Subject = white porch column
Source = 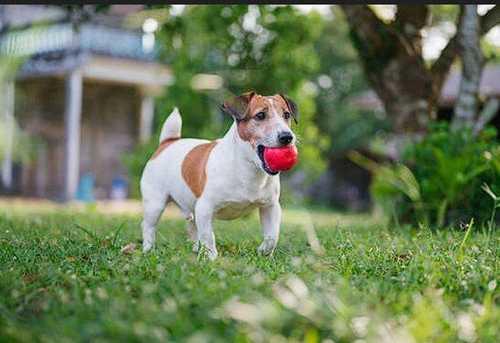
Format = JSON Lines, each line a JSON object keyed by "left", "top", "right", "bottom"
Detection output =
{"left": 1, "top": 81, "right": 14, "bottom": 190}
{"left": 139, "top": 94, "right": 155, "bottom": 143}
{"left": 63, "top": 69, "right": 83, "bottom": 201}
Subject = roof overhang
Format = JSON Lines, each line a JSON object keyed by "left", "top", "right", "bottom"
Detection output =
{"left": 16, "top": 53, "right": 172, "bottom": 95}
{"left": 81, "top": 55, "right": 172, "bottom": 94}
{"left": 349, "top": 64, "right": 500, "bottom": 111}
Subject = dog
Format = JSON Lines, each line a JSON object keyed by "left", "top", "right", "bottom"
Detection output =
{"left": 140, "top": 91, "right": 298, "bottom": 260}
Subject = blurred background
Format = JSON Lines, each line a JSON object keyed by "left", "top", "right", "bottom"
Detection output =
{"left": 0, "top": 4, "right": 499, "bottom": 226}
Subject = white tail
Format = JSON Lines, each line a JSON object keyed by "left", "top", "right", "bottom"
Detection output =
{"left": 159, "top": 107, "right": 182, "bottom": 143}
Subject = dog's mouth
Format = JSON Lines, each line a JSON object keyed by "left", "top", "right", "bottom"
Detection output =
{"left": 257, "top": 145, "right": 279, "bottom": 176}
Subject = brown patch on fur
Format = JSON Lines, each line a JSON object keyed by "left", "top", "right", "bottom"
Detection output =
{"left": 182, "top": 141, "right": 218, "bottom": 197}
{"left": 245, "top": 95, "right": 269, "bottom": 119}
{"left": 272, "top": 95, "right": 290, "bottom": 113}
{"left": 150, "top": 137, "right": 181, "bottom": 160}
{"left": 272, "top": 95, "right": 293, "bottom": 126}
{"left": 221, "top": 91, "right": 256, "bottom": 121}
{"left": 236, "top": 95, "right": 269, "bottom": 145}
{"left": 237, "top": 120, "right": 254, "bottom": 144}
{"left": 276, "top": 94, "right": 298, "bottom": 124}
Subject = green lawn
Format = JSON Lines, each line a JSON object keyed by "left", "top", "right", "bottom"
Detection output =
{"left": 0, "top": 206, "right": 498, "bottom": 342}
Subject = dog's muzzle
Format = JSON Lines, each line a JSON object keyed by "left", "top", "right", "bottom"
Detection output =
{"left": 257, "top": 145, "right": 279, "bottom": 175}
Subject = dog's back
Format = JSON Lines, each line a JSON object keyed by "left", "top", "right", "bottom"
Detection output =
{"left": 140, "top": 109, "right": 210, "bottom": 226}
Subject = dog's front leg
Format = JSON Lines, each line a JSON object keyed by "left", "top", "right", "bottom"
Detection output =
{"left": 194, "top": 199, "right": 218, "bottom": 260}
{"left": 258, "top": 202, "right": 282, "bottom": 256}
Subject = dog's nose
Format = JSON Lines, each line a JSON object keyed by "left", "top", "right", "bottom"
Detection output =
{"left": 278, "top": 131, "right": 293, "bottom": 145}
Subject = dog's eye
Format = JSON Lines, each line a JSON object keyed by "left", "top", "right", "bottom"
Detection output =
{"left": 255, "top": 111, "right": 266, "bottom": 120}
{"left": 283, "top": 111, "right": 291, "bottom": 120}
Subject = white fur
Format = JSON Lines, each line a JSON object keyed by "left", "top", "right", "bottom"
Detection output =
{"left": 159, "top": 107, "right": 182, "bottom": 142}
{"left": 141, "top": 107, "right": 294, "bottom": 260}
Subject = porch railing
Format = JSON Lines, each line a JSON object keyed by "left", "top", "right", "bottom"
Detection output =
{"left": 0, "top": 22, "right": 158, "bottom": 61}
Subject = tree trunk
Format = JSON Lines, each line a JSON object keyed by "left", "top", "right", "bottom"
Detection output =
{"left": 474, "top": 98, "right": 499, "bottom": 135}
{"left": 0, "top": 6, "right": 5, "bottom": 31}
{"left": 370, "top": 56, "right": 433, "bottom": 133}
{"left": 452, "top": 5, "right": 483, "bottom": 130}
{"left": 340, "top": 5, "right": 434, "bottom": 133}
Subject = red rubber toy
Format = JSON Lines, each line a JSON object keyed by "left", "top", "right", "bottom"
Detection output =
{"left": 263, "top": 145, "right": 298, "bottom": 172}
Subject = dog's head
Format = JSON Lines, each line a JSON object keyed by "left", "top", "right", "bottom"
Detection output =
{"left": 221, "top": 91, "right": 298, "bottom": 175}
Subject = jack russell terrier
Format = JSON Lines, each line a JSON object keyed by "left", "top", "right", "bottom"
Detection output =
{"left": 140, "top": 91, "right": 298, "bottom": 260}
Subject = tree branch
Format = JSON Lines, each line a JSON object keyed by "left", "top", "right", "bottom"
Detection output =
{"left": 395, "top": 5, "right": 429, "bottom": 31}
{"left": 392, "top": 5, "right": 429, "bottom": 56}
{"left": 430, "top": 5, "right": 499, "bottom": 107}
{"left": 429, "top": 6, "right": 464, "bottom": 105}
{"left": 481, "top": 5, "right": 500, "bottom": 34}
{"left": 339, "top": 5, "right": 394, "bottom": 61}
{"left": 474, "top": 98, "right": 499, "bottom": 135}
{"left": 452, "top": 5, "right": 483, "bottom": 130}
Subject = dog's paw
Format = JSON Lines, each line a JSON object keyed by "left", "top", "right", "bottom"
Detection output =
{"left": 197, "top": 243, "right": 218, "bottom": 261}
{"left": 143, "top": 242, "right": 153, "bottom": 253}
{"left": 257, "top": 238, "right": 276, "bottom": 256}
{"left": 192, "top": 240, "right": 200, "bottom": 253}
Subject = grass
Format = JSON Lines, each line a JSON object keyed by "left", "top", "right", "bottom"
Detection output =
{"left": 0, "top": 205, "right": 498, "bottom": 342}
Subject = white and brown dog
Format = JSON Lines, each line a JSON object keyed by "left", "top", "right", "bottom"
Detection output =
{"left": 140, "top": 91, "right": 298, "bottom": 260}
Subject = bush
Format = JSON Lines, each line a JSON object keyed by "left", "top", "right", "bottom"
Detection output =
{"left": 371, "top": 122, "right": 500, "bottom": 227}
{"left": 122, "top": 140, "right": 157, "bottom": 199}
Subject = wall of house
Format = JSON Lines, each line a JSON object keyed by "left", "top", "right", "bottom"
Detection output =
{"left": 80, "top": 81, "right": 140, "bottom": 199}
{"left": 15, "top": 77, "right": 66, "bottom": 199}
{"left": 13, "top": 77, "right": 140, "bottom": 199}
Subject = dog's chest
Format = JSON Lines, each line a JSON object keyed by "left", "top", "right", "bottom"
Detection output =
{"left": 210, "top": 166, "right": 279, "bottom": 220}
{"left": 214, "top": 201, "right": 261, "bottom": 220}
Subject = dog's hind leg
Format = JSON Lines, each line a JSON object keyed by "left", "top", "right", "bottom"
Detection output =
{"left": 142, "top": 193, "right": 168, "bottom": 252}
{"left": 185, "top": 214, "right": 199, "bottom": 252}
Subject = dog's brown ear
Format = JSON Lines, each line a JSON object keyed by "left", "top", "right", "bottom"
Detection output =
{"left": 279, "top": 94, "right": 298, "bottom": 124}
{"left": 220, "top": 91, "right": 255, "bottom": 121}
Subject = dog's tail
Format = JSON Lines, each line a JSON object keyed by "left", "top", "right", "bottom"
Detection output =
{"left": 159, "top": 107, "right": 182, "bottom": 144}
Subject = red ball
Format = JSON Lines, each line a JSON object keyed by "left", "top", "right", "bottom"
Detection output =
{"left": 263, "top": 145, "right": 298, "bottom": 172}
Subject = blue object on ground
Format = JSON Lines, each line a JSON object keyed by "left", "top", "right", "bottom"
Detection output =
{"left": 76, "top": 173, "right": 95, "bottom": 202}
{"left": 110, "top": 176, "right": 128, "bottom": 200}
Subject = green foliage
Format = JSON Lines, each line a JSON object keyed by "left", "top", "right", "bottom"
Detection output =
{"left": 122, "top": 140, "right": 158, "bottom": 199}
{"left": 428, "top": 5, "right": 460, "bottom": 25}
{"left": 482, "top": 38, "right": 500, "bottom": 62}
{"left": 0, "top": 56, "right": 24, "bottom": 81}
{"left": 314, "top": 7, "right": 389, "bottom": 155}
{"left": 0, "top": 56, "right": 38, "bottom": 164}
{"left": 290, "top": 88, "right": 329, "bottom": 181}
{"left": 371, "top": 122, "right": 500, "bottom": 227}
{"left": 0, "top": 118, "right": 36, "bottom": 163}
{"left": 0, "top": 208, "right": 498, "bottom": 341}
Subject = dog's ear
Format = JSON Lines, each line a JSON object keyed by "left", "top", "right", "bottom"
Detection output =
{"left": 220, "top": 91, "right": 255, "bottom": 121}
{"left": 279, "top": 94, "right": 298, "bottom": 124}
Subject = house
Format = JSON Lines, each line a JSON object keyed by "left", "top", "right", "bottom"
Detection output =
{"left": 0, "top": 5, "right": 171, "bottom": 201}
